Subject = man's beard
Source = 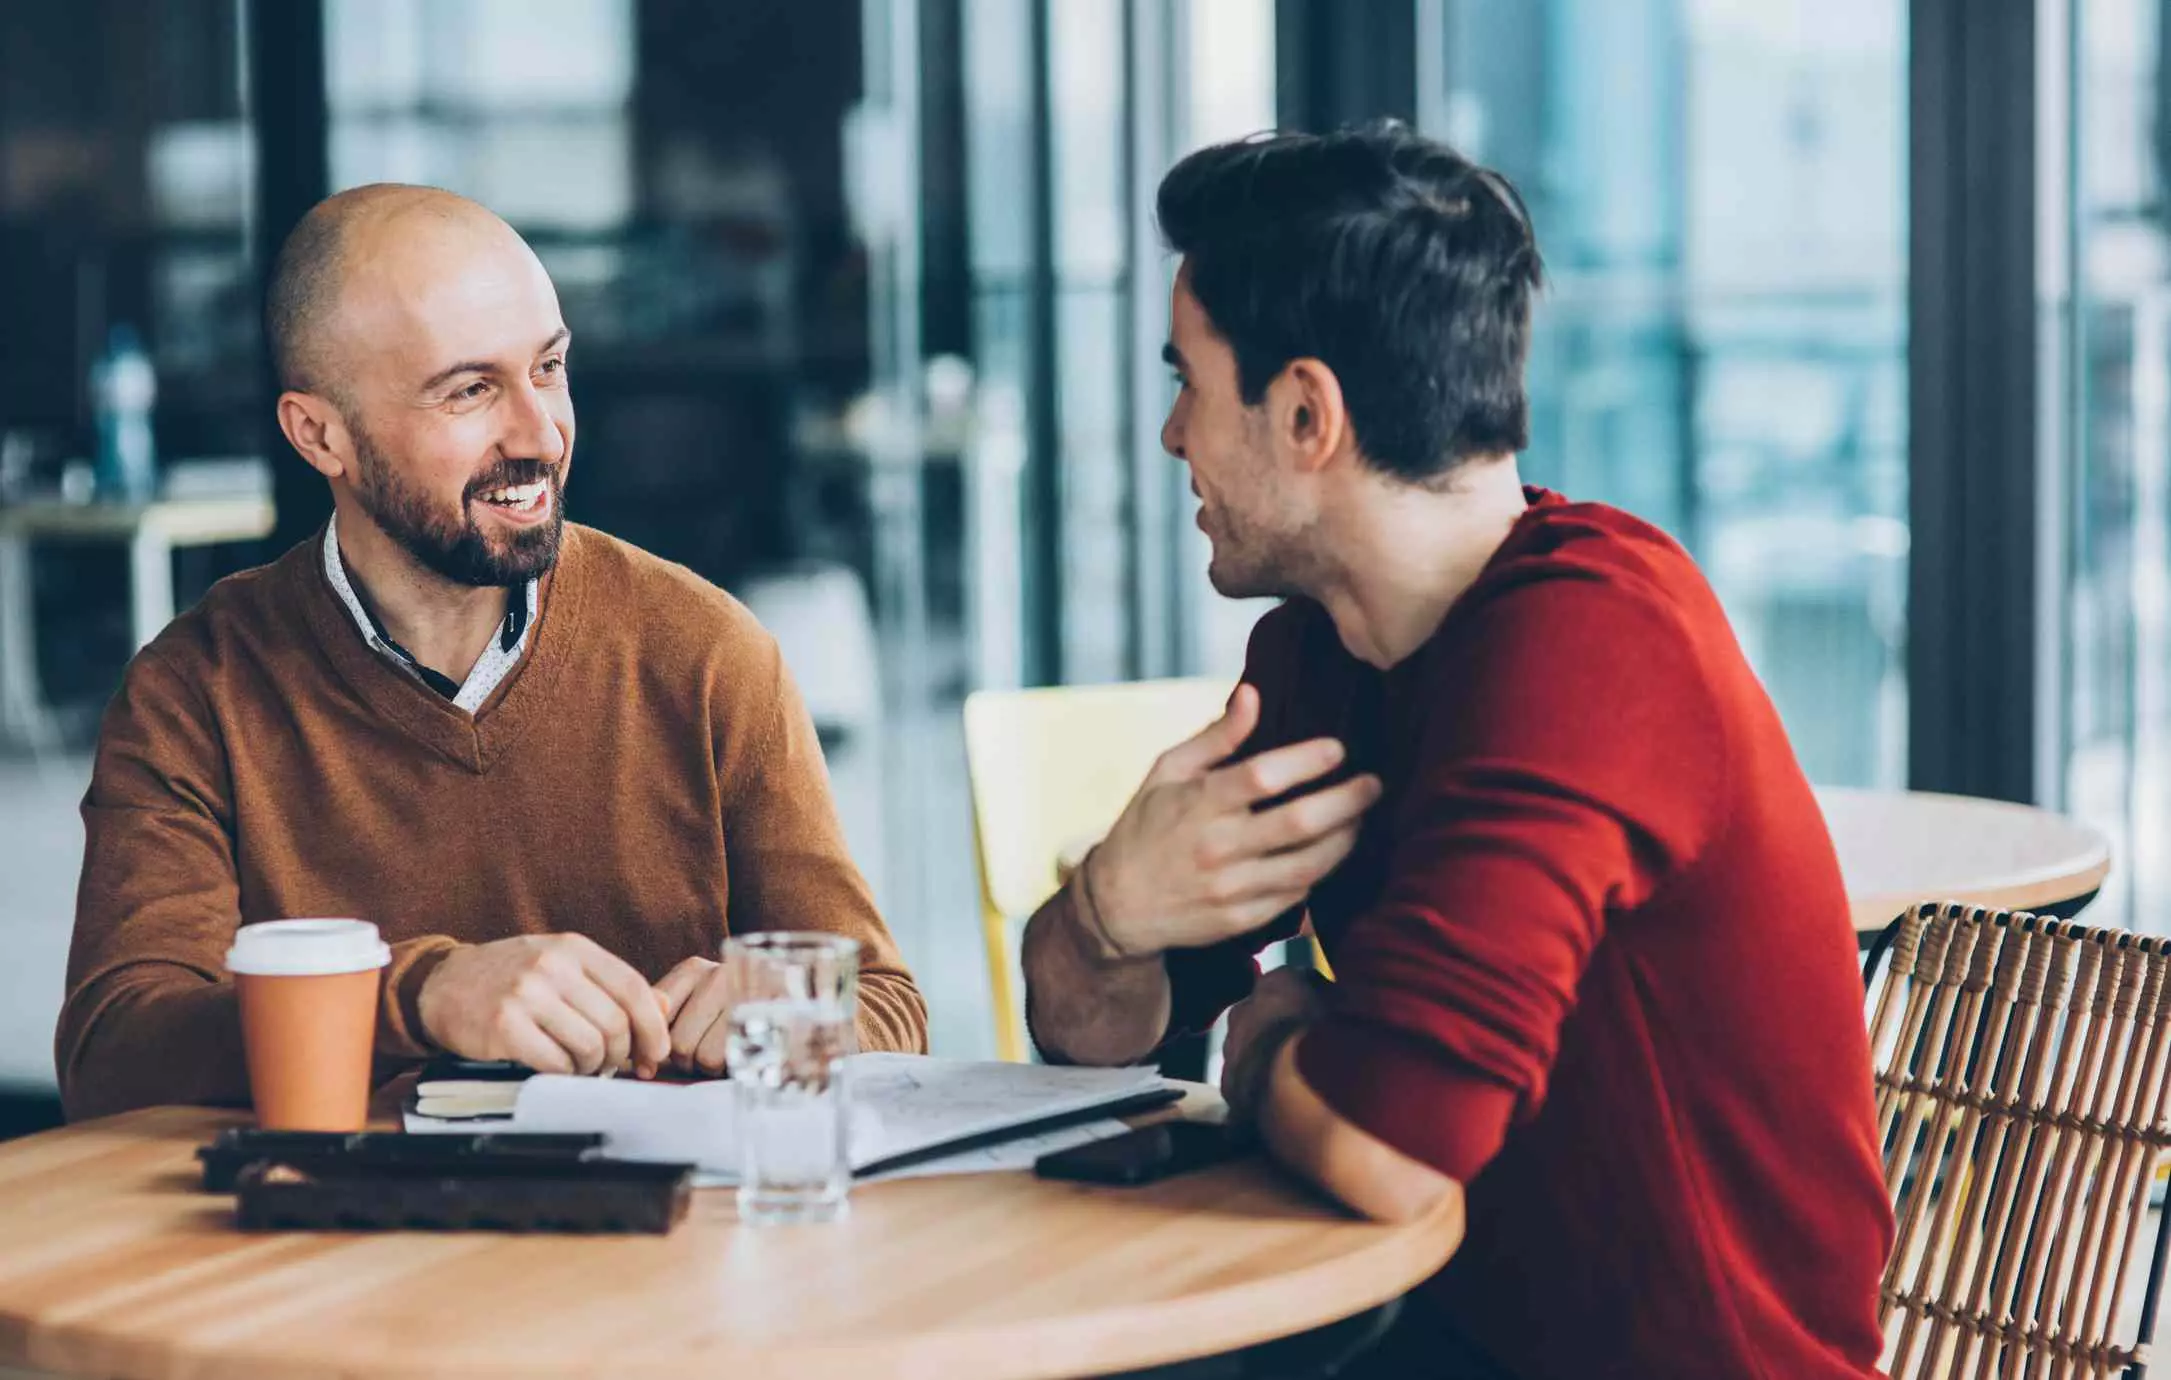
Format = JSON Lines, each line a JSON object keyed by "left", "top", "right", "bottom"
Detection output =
{"left": 1203, "top": 508, "right": 1307, "bottom": 601}
{"left": 350, "top": 427, "right": 565, "bottom": 587}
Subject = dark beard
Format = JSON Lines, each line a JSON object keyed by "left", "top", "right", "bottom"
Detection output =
{"left": 350, "top": 427, "right": 565, "bottom": 587}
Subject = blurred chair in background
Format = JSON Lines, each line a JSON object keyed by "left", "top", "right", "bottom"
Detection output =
{"left": 963, "top": 678, "right": 1232, "bottom": 1063}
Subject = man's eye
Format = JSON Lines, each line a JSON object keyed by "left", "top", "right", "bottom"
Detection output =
{"left": 539, "top": 356, "right": 566, "bottom": 377}
{"left": 457, "top": 380, "right": 490, "bottom": 401}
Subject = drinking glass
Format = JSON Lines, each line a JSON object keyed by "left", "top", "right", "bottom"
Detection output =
{"left": 721, "top": 932, "right": 859, "bottom": 1224}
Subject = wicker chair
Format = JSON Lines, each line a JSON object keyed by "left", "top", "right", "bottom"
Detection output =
{"left": 1868, "top": 903, "right": 2171, "bottom": 1379}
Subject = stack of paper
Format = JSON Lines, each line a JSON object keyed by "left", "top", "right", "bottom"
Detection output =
{"left": 410, "top": 1079, "right": 523, "bottom": 1121}
{"left": 408, "top": 1054, "right": 1173, "bottom": 1184}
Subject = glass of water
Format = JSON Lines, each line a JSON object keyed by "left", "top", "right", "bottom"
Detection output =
{"left": 721, "top": 932, "right": 860, "bottom": 1225}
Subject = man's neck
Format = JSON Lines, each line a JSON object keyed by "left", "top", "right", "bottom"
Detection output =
{"left": 1306, "top": 455, "right": 1529, "bottom": 670}
{"left": 332, "top": 503, "right": 510, "bottom": 684}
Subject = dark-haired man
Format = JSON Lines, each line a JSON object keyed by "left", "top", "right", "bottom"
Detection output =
{"left": 1022, "top": 125, "right": 1890, "bottom": 1378}
{"left": 59, "top": 185, "right": 925, "bottom": 1120}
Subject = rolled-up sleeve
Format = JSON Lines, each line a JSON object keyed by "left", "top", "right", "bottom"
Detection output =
{"left": 1296, "top": 574, "right": 1725, "bottom": 1184}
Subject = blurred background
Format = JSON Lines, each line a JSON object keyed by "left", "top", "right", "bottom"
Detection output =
{"left": 0, "top": 0, "right": 2145, "bottom": 1131}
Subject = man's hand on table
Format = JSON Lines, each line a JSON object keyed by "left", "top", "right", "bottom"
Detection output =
{"left": 1220, "top": 965, "right": 1331, "bottom": 1125}
{"left": 1077, "top": 684, "right": 1382, "bottom": 961}
{"left": 652, "top": 956, "right": 744, "bottom": 1076}
{"left": 1222, "top": 966, "right": 1460, "bottom": 1226}
{"left": 417, "top": 934, "right": 672, "bottom": 1078}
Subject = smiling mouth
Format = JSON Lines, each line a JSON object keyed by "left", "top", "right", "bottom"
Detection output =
{"left": 473, "top": 480, "right": 550, "bottom": 517}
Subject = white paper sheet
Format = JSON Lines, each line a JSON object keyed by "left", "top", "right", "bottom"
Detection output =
{"left": 412, "top": 1054, "right": 1167, "bottom": 1182}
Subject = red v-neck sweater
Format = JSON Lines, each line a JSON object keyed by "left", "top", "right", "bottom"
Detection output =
{"left": 59, "top": 524, "right": 926, "bottom": 1119}
{"left": 1173, "top": 491, "right": 1891, "bottom": 1378}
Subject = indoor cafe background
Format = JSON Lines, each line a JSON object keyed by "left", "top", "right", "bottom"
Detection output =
{"left": 1, "top": 0, "right": 2160, "bottom": 1137}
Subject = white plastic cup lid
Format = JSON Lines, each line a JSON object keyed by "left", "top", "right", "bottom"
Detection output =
{"left": 226, "top": 919, "right": 391, "bottom": 977}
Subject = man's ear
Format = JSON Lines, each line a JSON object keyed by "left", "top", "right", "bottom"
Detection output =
{"left": 1273, "top": 358, "right": 1349, "bottom": 474}
{"left": 276, "top": 391, "right": 353, "bottom": 482}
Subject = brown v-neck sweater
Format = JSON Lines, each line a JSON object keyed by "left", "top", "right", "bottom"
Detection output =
{"left": 59, "top": 523, "right": 926, "bottom": 1120}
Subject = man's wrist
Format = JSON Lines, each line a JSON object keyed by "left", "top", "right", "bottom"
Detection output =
{"left": 1070, "top": 847, "right": 1146, "bottom": 965}
{"left": 400, "top": 942, "right": 464, "bottom": 1057}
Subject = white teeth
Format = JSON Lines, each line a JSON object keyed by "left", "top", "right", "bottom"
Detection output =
{"left": 480, "top": 482, "right": 545, "bottom": 508}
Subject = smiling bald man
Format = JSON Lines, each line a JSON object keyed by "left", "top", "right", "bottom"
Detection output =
{"left": 56, "top": 186, "right": 926, "bottom": 1119}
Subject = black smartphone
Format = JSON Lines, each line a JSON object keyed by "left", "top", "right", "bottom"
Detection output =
{"left": 1034, "top": 1121, "right": 1240, "bottom": 1186}
{"left": 415, "top": 1055, "right": 533, "bottom": 1084}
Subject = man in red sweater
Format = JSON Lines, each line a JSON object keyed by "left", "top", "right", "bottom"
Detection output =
{"left": 1021, "top": 124, "right": 1892, "bottom": 1378}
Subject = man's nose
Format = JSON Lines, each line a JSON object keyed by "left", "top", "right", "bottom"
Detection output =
{"left": 506, "top": 381, "right": 568, "bottom": 464}
{"left": 1160, "top": 407, "right": 1185, "bottom": 460}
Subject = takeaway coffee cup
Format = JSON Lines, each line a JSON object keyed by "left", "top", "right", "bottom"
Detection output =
{"left": 225, "top": 919, "right": 390, "bottom": 1131}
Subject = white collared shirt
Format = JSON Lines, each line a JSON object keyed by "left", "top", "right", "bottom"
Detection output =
{"left": 321, "top": 512, "right": 537, "bottom": 714}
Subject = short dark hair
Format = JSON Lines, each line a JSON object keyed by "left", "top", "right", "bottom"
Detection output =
{"left": 1157, "top": 121, "right": 1543, "bottom": 483}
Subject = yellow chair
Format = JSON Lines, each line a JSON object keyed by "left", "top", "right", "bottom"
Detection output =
{"left": 964, "top": 678, "right": 1234, "bottom": 1062}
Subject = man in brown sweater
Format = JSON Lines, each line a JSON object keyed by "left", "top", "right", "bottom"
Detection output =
{"left": 57, "top": 186, "right": 926, "bottom": 1120}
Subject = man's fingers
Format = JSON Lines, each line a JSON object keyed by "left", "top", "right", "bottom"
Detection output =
{"left": 1150, "top": 684, "right": 1261, "bottom": 783}
{"left": 1220, "top": 998, "right": 1261, "bottom": 1074}
{"left": 559, "top": 976, "right": 634, "bottom": 1073}
{"left": 654, "top": 957, "right": 709, "bottom": 1017}
{"left": 1212, "top": 823, "right": 1363, "bottom": 907}
{"left": 579, "top": 947, "right": 674, "bottom": 1073}
{"left": 1258, "top": 822, "right": 1364, "bottom": 895}
{"left": 497, "top": 1013, "right": 578, "bottom": 1076}
{"left": 668, "top": 970, "right": 734, "bottom": 1069}
{"left": 525, "top": 998, "right": 607, "bottom": 1075}
{"left": 1239, "top": 773, "right": 1383, "bottom": 853}
{"left": 1209, "top": 736, "right": 1349, "bottom": 809}
{"left": 691, "top": 1011, "right": 734, "bottom": 1076}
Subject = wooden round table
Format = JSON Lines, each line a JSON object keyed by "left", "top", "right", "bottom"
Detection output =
{"left": 0, "top": 1093, "right": 1461, "bottom": 1380}
{"left": 1817, "top": 787, "right": 2113, "bottom": 938}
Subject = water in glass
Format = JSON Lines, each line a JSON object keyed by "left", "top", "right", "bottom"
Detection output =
{"left": 721, "top": 933, "right": 859, "bottom": 1225}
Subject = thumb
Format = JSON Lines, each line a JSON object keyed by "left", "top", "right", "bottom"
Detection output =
{"left": 1153, "top": 684, "right": 1261, "bottom": 782}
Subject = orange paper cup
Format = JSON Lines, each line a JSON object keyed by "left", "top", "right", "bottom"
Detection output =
{"left": 226, "top": 920, "right": 390, "bottom": 1131}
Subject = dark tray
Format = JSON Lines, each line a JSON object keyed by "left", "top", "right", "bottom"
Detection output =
{"left": 198, "top": 1129, "right": 607, "bottom": 1192}
{"left": 233, "top": 1156, "right": 694, "bottom": 1234}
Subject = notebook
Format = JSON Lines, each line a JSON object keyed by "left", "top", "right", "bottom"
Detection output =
{"left": 407, "top": 1053, "right": 1178, "bottom": 1183}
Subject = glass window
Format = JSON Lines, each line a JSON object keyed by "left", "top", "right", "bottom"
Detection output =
{"left": 0, "top": 0, "right": 259, "bottom": 1111}
{"left": 1427, "top": 0, "right": 1909, "bottom": 789}
{"left": 2059, "top": 0, "right": 2171, "bottom": 929}
{"left": 1177, "top": 0, "right": 1280, "bottom": 680}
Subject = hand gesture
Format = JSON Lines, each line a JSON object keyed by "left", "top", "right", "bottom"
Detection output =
{"left": 1082, "top": 685, "right": 1380, "bottom": 958}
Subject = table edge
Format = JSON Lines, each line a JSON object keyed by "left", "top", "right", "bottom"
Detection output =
{"left": 0, "top": 1105, "right": 1462, "bottom": 1380}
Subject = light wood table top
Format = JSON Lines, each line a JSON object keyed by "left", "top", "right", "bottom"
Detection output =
{"left": 0, "top": 1090, "right": 1461, "bottom": 1380}
{"left": 1818, "top": 787, "right": 2113, "bottom": 936}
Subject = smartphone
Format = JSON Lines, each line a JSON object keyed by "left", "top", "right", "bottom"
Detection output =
{"left": 1034, "top": 1121, "right": 1240, "bottom": 1186}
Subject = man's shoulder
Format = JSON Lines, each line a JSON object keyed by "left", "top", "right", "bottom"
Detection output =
{"left": 135, "top": 536, "right": 319, "bottom": 683}
{"left": 1467, "top": 496, "right": 1723, "bottom": 639}
{"left": 1512, "top": 496, "right": 1699, "bottom": 584}
{"left": 561, "top": 525, "right": 778, "bottom": 660}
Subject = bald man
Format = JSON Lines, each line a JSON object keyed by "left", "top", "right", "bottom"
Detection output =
{"left": 57, "top": 186, "right": 926, "bottom": 1119}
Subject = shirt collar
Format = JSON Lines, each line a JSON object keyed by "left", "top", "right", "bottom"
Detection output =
{"left": 321, "top": 512, "right": 537, "bottom": 707}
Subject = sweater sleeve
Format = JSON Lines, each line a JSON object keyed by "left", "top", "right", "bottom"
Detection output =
{"left": 1295, "top": 573, "right": 1726, "bottom": 1184}
{"left": 57, "top": 647, "right": 449, "bottom": 1120}
{"left": 719, "top": 630, "right": 928, "bottom": 1055}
